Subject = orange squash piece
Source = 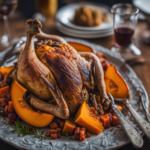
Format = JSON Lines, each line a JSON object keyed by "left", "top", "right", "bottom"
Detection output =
{"left": 109, "top": 104, "right": 123, "bottom": 116}
{"left": 100, "top": 114, "right": 111, "bottom": 129}
{"left": 104, "top": 65, "right": 129, "bottom": 98}
{"left": 8, "top": 101, "right": 15, "bottom": 113}
{"left": 0, "top": 86, "right": 11, "bottom": 99}
{"left": 116, "top": 104, "right": 122, "bottom": 112}
{"left": 0, "top": 66, "right": 14, "bottom": 77}
{"left": 11, "top": 81, "right": 54, "bottom": 127}
{"left": 112, "top": 115, "right": 120, "bottom": 126}
{"left": 62, "top": 120, "right": 76, "bottom": 135}
{"left": 68, "top": 42, "right": 93, "bottom": 52}
{"left": 75, "top": 101, "right": 103, "bottom": 135}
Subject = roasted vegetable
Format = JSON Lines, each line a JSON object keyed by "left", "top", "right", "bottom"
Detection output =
{"left": 62, "top": 120, "right": 76, "bottom": 135}
{"left": 11, "top": 81, "right": 54, "bottom": 127}
{"left": 105, "top": 65, "right": 129, "bottom": 98}
{"left": 75, "top": 101, "right": 103, "bottom": 135}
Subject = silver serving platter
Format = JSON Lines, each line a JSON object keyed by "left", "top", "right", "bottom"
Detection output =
{"left": 0, "top": 37, "right": 149, "bottom": 150}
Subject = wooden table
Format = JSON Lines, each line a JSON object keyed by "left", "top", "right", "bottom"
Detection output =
{"left": 0, "top": 18, "right": 150, "bottom": 150}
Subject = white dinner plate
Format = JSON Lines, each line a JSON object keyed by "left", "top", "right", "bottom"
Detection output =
{"left": 0, "top": 37, "right": 149, "bottom": 150}
{"left": 56, "top": 21, "right": 113, "bottom": 38}
{"left": 133, "top": 0, "right": 150, "bottom": 14}
{"left": 57, "top": 26, "right": 113, "bottom": 38}
{"left": 56, "top": 2, "right": 113, "bottom": 31}
{"left": 56, "top": 21, "right": 113, "bottom": 35}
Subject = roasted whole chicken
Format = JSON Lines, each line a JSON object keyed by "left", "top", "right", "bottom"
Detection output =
{"left": 10, "top": 19, "right": 111, "bottom": 119}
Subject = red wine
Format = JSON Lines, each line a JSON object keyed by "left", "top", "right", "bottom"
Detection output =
{"left": 0, "top": 1, "right": 17, "bottom": 15}
{"left": 114, "top": 27, "right": 134, "bottom": 46}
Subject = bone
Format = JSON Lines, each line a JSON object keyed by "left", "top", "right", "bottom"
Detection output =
{"left": 89, "top": 93, "right": 103, "bottom": 115}
{"left": 36, "top": 30, "right": 67, "bottom": 44}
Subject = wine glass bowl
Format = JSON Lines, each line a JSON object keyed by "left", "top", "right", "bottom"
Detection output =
{"left": 0, "top": 0, "right": 18, "bottom": 48}
{"left": 111, "top": 3, "right": 139, "bottom": 47}
{"left": 0, "top": 0, "right": 17, "bottom": 15}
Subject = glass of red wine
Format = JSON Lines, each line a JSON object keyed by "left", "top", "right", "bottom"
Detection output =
{"left": 0, "top": 0, "right": 18, "bottom": 47}
{"left": 111, "top": 3, "right": 139, "bottom": 52}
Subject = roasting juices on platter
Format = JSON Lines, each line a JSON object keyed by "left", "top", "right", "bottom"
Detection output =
{"left": 0, "top": 0, "right": 18, "bottom": 15}
{"left": 0, "top": 18, "right": 130, "bottom": 141}
{"left": 114, "top": 27, "right": 134, "bottom": 47}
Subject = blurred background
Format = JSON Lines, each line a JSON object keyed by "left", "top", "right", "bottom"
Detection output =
{"left": 0, "top": 0, "right": 138, "bottom": 48}
{"left": 0, "top": 0, "right": 149, "bottom": 52}
{"left": 0, "top": 0, "right": 149, "bottom": 60}
{"left": 15, "top": 0, "right": 132, "bottom": 18}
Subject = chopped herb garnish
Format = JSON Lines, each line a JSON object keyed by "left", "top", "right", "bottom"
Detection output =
{"left": 62, "top": 133, "right": 69, "bottom": 137}
{"left": 13, "top": 62, "right": 17, "bottom": 66}
{"left": 13, "top": 120, "right": 45, "bottom": 140}
{"left": 92, "top": 12, "right": 98, "bottom": 18}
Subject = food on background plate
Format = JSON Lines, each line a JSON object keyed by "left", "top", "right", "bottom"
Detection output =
{"left": 0, "top": 18, "right": 128, "bottom": 141}
{"left": 72, "top": 6, "right": 108, "bottom": 27}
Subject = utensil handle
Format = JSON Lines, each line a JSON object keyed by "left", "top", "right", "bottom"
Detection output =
{"left": 129, "top": 42, "right": 141, "bottom": 56}
{"left": 127, "top": 104, "right": 150, "bottom": 139}
{"left": 141, "top": 103, "right": 150, "bottom": 123}
{"left": 112, "top": 105, "right": 143, "bottom": 148}
{"left": 138, "top": 92, "right": 150, "bottom": 123}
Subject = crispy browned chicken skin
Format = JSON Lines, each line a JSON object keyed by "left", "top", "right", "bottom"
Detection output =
{"left": 11, "top": 19, "right": 111, "bottom": 119}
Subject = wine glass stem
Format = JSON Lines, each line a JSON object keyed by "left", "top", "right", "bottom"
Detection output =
{"left": 2, "top": 15, "right": 11, "bottom": 43}
{"left": 149, "top": 20, "right": 150, "bottom": 42}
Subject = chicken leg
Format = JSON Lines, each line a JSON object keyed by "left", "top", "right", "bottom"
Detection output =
{"left": 16, "top": 19, "right": 69, "bottom": 119}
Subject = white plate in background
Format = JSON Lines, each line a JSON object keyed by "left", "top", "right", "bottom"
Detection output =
{"left": 56, "top": 21, "right": 113, "bottom": 38}
{"left": 56, "top": 2, "right": 113, "bottom": 31}
{"left": 56, "top": 21, "right": 113, "bottom": 35}
{"left": 133, "top": 0, "right": 150, "bottom": 14}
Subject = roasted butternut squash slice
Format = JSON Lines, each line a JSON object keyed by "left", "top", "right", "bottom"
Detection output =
{"left": 0, "top": 66, "right": 14, "bottom": 77}
{"left": 11, "top": 81, "right": 54, "bottom": 127}
{"left": 68, "top": 42, "right": 94, "bottom": 52}
{"left": 75, "top": 101, "right": 103, "bottom": 135}
{"left": 104, "top": 65, "right": 129, "bottom": 98}
{"left": 62, "top": 120, "right": 76, "bottom": 135}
